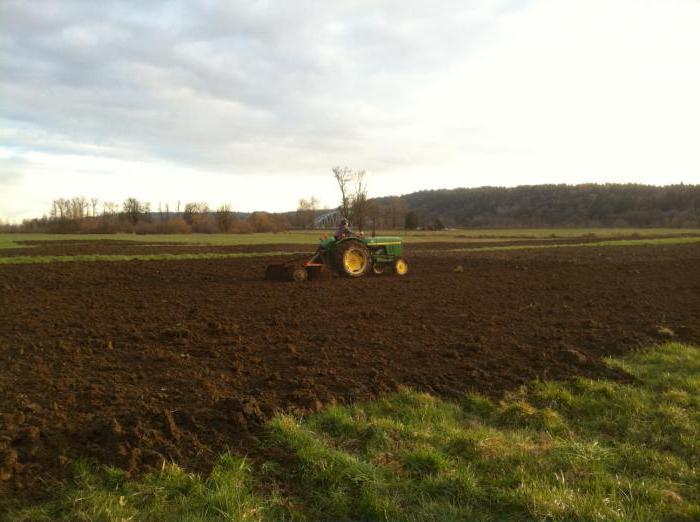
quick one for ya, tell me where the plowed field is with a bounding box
[1,240,699,499]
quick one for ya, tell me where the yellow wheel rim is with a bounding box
[395,259,408,275]
[344,249,366,273]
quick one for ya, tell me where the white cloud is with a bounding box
[1,0,699,220]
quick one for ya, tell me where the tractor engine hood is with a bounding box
[319,236,402,249]
[364,236,401,246]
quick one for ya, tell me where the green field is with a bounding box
[0,252,296,265]
[0,233,326,249]
[1,228,700,250]
[1,230,700,266]
[6,343,699,522]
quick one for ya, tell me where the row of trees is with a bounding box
[6,182,699,234]
[13,197,290,234]
[6,167,383,234]
[20,166,378,234]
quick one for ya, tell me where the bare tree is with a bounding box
[183,202,195,225]
[69,198,78,219]
[68,196,89,219]
[90,198,99,217]
[332,166,353,219]
[102,201,119,216]
[123,198,150,227]
[50,199,61,219]
[101,201,119,230]
[53,198,69,219]
[297,198,310,229]
[296,196,320,229]
[60,198,69,219]
[350,170,369,231]
[184,202,206,225]
[183,201,211,231]
[216,203,234,232]
[332,167,372,230]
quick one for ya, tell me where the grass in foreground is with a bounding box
[5,343,700,521]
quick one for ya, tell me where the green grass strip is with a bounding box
[446,235,700,253]
[0,251,297,265]
[2,229,700,250]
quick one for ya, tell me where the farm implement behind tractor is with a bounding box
[265,235,409,282]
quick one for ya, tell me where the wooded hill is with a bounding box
[373,184,700,229]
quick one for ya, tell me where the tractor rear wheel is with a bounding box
[335,239,370,277]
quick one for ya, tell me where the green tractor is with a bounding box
[265,235,409,282]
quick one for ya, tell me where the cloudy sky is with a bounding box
[1,0,699,220]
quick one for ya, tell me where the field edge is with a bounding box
[4,342,699,522]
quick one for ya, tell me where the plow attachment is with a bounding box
[265,251,332,282]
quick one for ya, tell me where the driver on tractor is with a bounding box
[334,218,353,240]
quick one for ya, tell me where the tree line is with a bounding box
[11,197,289,234]
[3,182,699,234]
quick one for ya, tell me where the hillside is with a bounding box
[371,184,700,229]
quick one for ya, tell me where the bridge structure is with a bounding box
[314,209,343,228]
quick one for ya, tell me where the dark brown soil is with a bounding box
[1,242,699,500]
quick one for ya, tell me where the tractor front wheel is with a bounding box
[393,258,409,276]
[335,240,371,277]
